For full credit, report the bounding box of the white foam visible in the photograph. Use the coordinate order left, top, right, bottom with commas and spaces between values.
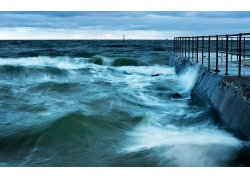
178, 67, 199, 93
153, 66, 199, 95
121, 113, 243, 166
0, 56, 89, 69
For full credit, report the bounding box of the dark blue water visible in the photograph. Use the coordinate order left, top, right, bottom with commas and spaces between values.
0, 40, 248, 166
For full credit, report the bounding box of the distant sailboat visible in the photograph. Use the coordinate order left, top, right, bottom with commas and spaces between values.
123, 35, 125, 41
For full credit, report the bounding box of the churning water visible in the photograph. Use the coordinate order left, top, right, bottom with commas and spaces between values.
0, 40, 248, 167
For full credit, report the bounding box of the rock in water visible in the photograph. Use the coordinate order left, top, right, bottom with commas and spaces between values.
151, 73, 162, 77
171, 93, 182, 99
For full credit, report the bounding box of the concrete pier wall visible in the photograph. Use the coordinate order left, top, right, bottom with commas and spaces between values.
168, 53, 250, 140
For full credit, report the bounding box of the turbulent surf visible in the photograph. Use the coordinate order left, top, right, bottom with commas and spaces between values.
0, 40, 248, 166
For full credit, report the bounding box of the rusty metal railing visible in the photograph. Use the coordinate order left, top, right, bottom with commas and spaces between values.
174, 33, 250, 78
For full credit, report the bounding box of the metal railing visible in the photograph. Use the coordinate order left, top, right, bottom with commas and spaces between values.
174, 33, 250, 78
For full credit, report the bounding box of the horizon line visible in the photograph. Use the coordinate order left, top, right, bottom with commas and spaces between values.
0, 38, 174, 41
0, 38, 173, 41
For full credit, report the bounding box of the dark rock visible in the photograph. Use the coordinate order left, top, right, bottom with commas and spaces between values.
171, 93, 182, 99
151, 73, 162, 77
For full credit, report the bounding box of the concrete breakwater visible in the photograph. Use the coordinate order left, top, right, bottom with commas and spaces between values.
168, 53, 250, 141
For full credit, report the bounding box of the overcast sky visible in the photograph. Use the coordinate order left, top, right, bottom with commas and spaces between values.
1, 4, 250, 40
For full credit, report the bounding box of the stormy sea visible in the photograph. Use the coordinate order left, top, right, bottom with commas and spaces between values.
0, 40, 248, 167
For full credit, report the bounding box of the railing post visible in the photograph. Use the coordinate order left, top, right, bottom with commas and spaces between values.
181, 37, 184, 56
221, 37, 223, 62
188, 37, 190, 59
176, 37, 178, 54
231, 37, 233, 61
181, 37, 183, 56
179, 37, 181, 54
215, 35, 220, 72
174, 38, 176, 53
221, 37, 224, 52
238, 33, 242, 78
184, 37, 187, 58
192, 37, 194, 60
196, 36, 199, 63
177, 37, 181, 54
202, 36, 204, 65
237, 37, 239, 61
244, 36, 246, 59
208, 35, 211, 71
179, 37, 181, 55
225, 34, 229, 75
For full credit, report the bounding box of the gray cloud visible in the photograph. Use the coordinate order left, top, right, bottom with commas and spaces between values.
1, 11, 250, 39
2, 11, 250, 18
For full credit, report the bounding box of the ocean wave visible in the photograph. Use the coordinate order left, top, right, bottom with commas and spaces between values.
0, 110, 143, 166
0, 111, 104, 160
111, 58, 147, 67
0, 56, 149, 79
0, 64, 70, 80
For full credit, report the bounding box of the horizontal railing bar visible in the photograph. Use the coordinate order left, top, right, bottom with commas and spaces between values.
175, 33, 250, 38
195, 50, 250, 57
